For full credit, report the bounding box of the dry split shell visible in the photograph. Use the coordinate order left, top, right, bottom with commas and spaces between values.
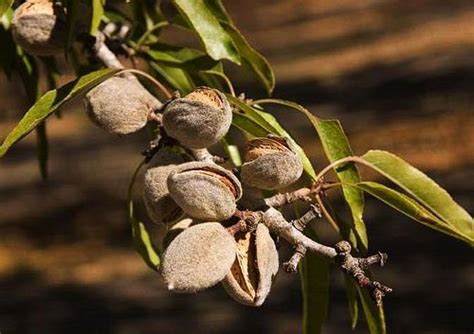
12, 0, 66, 56
162, 87, 232, 149
241, 136, 303, 190
84, 76, 161, 135
143, 148, 187, 225
161, 222, 236, 293
167, 161, 242, 221
222, 224, 279, 306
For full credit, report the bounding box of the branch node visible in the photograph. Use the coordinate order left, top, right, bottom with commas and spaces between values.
283, 244, 306, 273
291, 204, 321, 231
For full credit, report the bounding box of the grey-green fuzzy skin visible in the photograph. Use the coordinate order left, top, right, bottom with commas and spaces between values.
222, 224, 279, 306
162, 89, 232, 149
143, 148, 187, 225
167, 161, 242, 222
84, 76, 161, 135
241, 151, 303, 190
161, 222, 236, 293
12, 0, 66, 56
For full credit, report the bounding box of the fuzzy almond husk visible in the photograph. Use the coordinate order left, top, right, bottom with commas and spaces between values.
241, 136, 303, 190
167, 161, 242, 222
162, 87, 232, 149
12, 0, 66, 56
222, 224, 279, 306
84, 76, 161, 135
161, 222, 236, 293
143, 148, 187, 225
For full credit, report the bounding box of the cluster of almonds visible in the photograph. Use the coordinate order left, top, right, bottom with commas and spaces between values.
138, 88, 303, 306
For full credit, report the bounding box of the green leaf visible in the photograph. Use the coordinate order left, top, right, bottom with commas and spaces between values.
232, 112, 270, 138
203, 0, 274, 94
131, 218, 161, 271
362, 150, 473, 240
344, 275, 359, 329
299, 227, 330, 334
316, 119, 367, 251
221, 136, 242, 167
357, 286, 386, 334
354, 181, 473, 244
229, 95, 317, 179
90, 0, 105, 36
0, 68, 120, 157
128, 160, 161, 271
251, 99, 368, 252
0, 0, 13, 18
149, 61, 195, 94
221, 22, 275, 94
171, 0, 240, 64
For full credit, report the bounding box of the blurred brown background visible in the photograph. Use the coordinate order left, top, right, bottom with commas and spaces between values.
1, 0, 473, 333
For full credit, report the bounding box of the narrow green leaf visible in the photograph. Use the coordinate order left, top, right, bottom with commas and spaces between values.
252, 99, 368, 252
0, 68, 120, 157
344, 275, 359, 329
131, 218, 161, 271
0, 0, 13, 18
90, 0, 105, 36
299, 227, 330, 334
221, 22, 275, 94
316, 119, 367, 251
362, 150, 473, 239
146, 44, 205, 64
231, 112, 270, 138
221, 137, 242, 167
128, 160, 161, 271
203, 0, 274, 93
357, 287, 386, 334
171, 0, 240, 64
354, 181, 473, 244
149, 61, 195, 94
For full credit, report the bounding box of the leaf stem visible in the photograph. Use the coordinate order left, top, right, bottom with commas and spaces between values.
135, 21, 169, 50
124, 69, 172, 99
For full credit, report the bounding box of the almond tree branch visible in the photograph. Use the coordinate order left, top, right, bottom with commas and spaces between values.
260, 207, 392, 305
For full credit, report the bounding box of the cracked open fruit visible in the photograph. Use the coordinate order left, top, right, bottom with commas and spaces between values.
241, 136, 303, 190
161, 222, 236, 293
162, 87, 232, 149
143, 148, 187, 225
84, 76, 161, 135
167, 161, 242, 221
222, 224, 279, 306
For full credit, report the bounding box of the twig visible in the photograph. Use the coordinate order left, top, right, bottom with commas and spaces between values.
291, 204, 321, 232
283, 243, 306, 273
93, 31, 124, 69
264, 188, 312, 207
262, 208, 392, 304
187, 148, 226, 164
334, 241, 392, 306
263, 208, 337, 258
